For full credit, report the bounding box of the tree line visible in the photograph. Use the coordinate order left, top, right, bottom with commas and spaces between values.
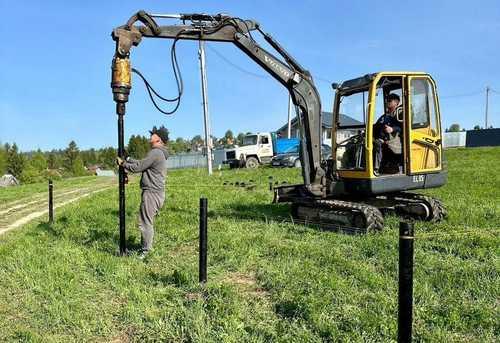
171, 130, 252, 151
0, 129, 250, 184
0, 141, 117, 184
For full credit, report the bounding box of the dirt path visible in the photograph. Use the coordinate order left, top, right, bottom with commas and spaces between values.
0, 189, 82, 216
0, 178, 115, 236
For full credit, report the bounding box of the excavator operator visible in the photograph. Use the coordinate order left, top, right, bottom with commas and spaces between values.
373, 93, 402, 175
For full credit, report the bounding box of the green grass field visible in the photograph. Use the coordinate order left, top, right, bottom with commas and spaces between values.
0, 176, 101, 205
0, 147, 498, 342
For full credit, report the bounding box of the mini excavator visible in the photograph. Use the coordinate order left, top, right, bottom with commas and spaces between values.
111, 11, 447, 236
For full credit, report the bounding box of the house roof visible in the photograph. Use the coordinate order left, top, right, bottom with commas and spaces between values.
276, 111, 362, 133
0, 174, 20, 187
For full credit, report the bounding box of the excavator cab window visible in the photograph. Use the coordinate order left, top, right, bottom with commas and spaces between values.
336, 89, 369, 170
410, 78, 439, 136
373, 76, 405, 175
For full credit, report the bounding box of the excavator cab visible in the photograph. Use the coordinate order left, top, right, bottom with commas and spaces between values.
330, 72, 446, 195
282, 72, 447, 232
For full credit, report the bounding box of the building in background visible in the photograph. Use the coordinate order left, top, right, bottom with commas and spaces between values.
95, 168, 115, 177
443, 132, 466, 148
276, 111, 362, 146
0, 174, 20, 187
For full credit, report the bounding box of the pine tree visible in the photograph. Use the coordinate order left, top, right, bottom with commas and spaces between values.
20, 159, 44, 184
7, 143, 25, 178
99, 147, 117, 169
63, 141, 90, 176
72, 156, 86, 176
128, 135, 150, 159
31, 149, 47, 172
0, 143, 7, 175
80, 148, 98, 167
47, 151, 62, 169
64, 141, 80, 171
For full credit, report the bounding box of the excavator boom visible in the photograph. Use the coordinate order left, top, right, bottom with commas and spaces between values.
111, 10, 325, 195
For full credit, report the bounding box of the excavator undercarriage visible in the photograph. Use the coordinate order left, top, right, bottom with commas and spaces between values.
276, 186, 447, 233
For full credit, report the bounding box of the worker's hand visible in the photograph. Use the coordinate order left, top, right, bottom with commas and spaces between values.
116, 157, 124, 166
384, 125, 393, 134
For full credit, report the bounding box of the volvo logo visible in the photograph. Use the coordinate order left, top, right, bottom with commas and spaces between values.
264, 55, 291, 78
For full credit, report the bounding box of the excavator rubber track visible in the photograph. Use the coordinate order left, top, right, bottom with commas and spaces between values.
291, 199, 385, 234
388, 193, 448, 222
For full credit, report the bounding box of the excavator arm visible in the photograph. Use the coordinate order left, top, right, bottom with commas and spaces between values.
111, 10, 325, 195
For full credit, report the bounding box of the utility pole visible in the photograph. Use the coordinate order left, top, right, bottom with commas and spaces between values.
287, 95, 292, 138
485, 86, 490, 129
199, 40, 213, 175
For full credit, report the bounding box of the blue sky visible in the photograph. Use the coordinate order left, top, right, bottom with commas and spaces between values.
1, 0, 499, 151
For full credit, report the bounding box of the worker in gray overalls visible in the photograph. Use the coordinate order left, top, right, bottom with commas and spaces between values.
117, 126, 169, 259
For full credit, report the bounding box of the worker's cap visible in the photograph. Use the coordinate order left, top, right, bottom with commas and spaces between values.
387, 93, 400, 102
149, 125, 169, 143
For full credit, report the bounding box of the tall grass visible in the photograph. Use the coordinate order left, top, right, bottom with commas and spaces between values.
0, 147, 498, 342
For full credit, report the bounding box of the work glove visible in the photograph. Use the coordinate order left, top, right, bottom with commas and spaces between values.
116, 156, 124, 166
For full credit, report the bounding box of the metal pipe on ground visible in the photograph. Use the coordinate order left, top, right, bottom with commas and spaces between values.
117, 108, 127, 256
398, 221, 414, 343
199, 198, 208, 283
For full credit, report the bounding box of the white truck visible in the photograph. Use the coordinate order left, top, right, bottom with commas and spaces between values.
223, 132, 299, 168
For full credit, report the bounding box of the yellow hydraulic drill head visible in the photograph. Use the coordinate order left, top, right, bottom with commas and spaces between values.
111, 56, 131, 105
110, 25, 142, 114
